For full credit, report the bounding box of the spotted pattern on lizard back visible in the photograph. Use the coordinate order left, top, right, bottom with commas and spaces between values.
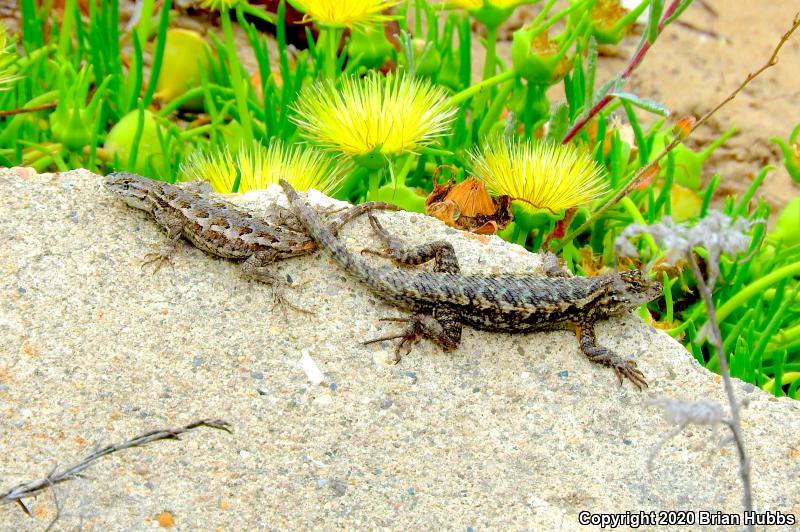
280, 179, 662, 389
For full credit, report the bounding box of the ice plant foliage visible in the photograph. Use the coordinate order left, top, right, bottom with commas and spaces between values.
289, 0, 400, 28
292, 72, 456, 158
450, 0, 526, 10
197, 0, 244, 10
470, 138, 607, 213
0, 22, 19, 90
180, 140, 346, 194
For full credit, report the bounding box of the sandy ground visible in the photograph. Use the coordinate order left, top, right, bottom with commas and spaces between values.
496, 0, 800, 212
624, 1, 799, 209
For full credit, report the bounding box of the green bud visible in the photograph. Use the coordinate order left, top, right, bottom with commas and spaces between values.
353, 145, 386, 170
413, 39, 442, 78
770, 196, 800, 247
511, 201, 560, 230
770, 125, 800, 184
348, 25, 394, 70
588, 0, 631, 45
471, 3, 515, 28
373, 183, 426, 213
154, 28, 210, 111
511, 29, 571, 85
436, 50, 461, 91
105, 109, 165, 174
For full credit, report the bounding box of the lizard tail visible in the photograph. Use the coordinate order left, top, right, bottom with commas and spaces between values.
279, 180, 378, 284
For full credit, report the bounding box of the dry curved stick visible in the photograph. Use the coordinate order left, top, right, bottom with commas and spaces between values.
1, 418, 231, 512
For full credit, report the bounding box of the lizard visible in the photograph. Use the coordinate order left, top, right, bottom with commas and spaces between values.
105, 172, 397, 312
279, 179, 662, 389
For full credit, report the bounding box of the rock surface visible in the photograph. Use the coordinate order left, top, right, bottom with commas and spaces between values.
0, 169, 798, 530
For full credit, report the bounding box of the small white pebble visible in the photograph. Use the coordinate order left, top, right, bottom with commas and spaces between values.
372, 350, 392, 365
313, 394, 333, 407
300, 349, 325, 385
520, 372, 530, 380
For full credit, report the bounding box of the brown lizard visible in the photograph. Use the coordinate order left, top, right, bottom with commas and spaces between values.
105, 172, 396, 311
280, 180, 662, 389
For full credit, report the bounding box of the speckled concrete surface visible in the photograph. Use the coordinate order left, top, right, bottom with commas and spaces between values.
1, 169, 798, 530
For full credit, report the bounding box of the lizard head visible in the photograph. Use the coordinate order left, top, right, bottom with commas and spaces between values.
615, 269, 662, 308
105, 172, 157, 212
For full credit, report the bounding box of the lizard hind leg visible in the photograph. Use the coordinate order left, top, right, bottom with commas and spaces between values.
241, 250, 312, 316
575, 323, 648, 390
362, 213, 461, 273
364, 310, 462, 364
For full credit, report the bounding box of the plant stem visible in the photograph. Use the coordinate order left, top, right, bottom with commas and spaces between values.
514, 222, 530, 246
618, 197, 660, 254
482, 25, 498, 81
687, 254, 752, 529
57, 0, 77, 58
448, 69, 516, 107
0, 419, 230, 509
240, 2, 276, 24
317, 26, 340, 79
140, 0, 172, 108
0, 102, 57, 117
368, 168, 383, 201
221, 7, 254, 143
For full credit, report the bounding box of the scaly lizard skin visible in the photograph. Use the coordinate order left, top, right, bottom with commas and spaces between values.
280, 180, 662, 389
105, 172, 396, 311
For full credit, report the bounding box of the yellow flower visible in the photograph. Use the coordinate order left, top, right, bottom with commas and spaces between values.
469, 137, 607, 213
180, 140, 347, 195
289, 0, 400, 28
292, 72, 456, 161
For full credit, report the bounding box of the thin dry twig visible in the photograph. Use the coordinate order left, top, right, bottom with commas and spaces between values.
0, 102, 58, 118
551, 11, 800, 253
617, 213, 756, 525
687, 253, 752, 527
1, 418, 231, 510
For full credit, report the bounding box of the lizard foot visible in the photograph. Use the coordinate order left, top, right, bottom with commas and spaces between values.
363, 324, 421, 364
271, 284, 313, 317
363, 313, 459, 363
584, 346, 648, 390
577, 324, 648, 390
360, 247, 392, 260
141, 244, 174, 273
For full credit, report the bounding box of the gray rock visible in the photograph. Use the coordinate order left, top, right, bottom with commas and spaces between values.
0, 169, 798, 530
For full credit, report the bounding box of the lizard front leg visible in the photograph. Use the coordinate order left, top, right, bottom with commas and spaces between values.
241, 250, 311, 315
362, 212, 461, 273
142, 205, 185, 271
575, 323, 648, 390
364, 307, 462, 363
327, 201, 399, 236
541, 251, 572, 278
